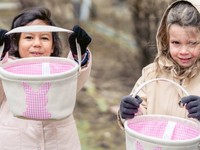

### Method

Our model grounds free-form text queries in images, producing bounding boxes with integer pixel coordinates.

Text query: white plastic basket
[124,78,200,150]
[0,25,82,120]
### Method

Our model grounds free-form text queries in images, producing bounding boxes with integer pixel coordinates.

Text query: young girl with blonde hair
[119,0,200,126]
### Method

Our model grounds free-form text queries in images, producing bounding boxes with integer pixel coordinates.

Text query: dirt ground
[0,1,142,149]
[73,1,142,149]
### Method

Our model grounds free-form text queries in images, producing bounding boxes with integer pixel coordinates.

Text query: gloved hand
[181,95,200,121]
[68,25,92,55]
[0,29,10,52]
[119,95,143,119]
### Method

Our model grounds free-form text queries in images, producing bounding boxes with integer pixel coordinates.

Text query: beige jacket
[0,51,92,150]
[130,63,200,119]
[130,0,200,120]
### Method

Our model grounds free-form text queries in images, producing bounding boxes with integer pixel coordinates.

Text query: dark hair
[9,7,62,57]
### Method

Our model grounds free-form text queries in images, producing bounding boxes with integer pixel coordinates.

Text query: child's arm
[67,49,92,92]
[68,25,92,92]
[0,29,10,60]
[0,81,5,106]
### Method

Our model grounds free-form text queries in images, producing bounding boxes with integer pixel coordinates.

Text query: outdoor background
[0,0,174,149]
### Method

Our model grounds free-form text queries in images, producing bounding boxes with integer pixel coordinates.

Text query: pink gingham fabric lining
[22,82,51,119]
[4,62,74,75]
[128,120,199,140]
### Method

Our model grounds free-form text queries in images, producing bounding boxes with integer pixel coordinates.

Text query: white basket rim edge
[0,57,79,81]
[124,115,200,146]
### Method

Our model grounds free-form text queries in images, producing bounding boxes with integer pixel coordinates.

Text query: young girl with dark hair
[0,6,92,150]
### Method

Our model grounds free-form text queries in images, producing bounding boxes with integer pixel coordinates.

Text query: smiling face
[169,24,200,68]
[18,19,54,58]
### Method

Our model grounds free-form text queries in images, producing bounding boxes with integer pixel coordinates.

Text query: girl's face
[169,24,200,68]
[18,19,53,58]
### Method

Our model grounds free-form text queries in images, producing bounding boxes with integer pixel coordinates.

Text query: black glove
[68,25,92,55]
[181,95,200,121]
[0,29,10,53]
[119,95,143,119]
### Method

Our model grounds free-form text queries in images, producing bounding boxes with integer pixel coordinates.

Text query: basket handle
[117,78,190,130]
[131,78,190,107]
[0,25,82,71]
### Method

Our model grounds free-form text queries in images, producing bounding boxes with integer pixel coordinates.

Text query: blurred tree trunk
[18,0,96,22]
[128,0,174,67]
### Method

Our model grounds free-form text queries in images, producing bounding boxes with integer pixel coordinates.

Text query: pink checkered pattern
[128,120,199,140]
[22,82,51,119]
[5,62,74,75]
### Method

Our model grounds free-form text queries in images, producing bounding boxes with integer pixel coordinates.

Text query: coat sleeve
[0,81,5,107]
[130,75,147,115]
[67,50,92,92]
[130,63,158,115]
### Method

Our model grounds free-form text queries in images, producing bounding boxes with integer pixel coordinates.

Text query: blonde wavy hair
[155,1,200,80]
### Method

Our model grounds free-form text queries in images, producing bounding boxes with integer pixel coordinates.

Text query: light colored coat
[131,63,200,119]
[0,51,92,150]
